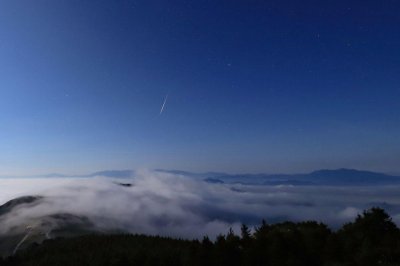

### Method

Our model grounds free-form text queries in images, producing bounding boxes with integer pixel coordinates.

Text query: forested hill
[1,208,400,266]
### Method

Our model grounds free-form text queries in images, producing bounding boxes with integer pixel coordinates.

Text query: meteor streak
[160,93,168,115]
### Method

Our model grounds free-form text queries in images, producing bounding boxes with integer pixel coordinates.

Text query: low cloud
[1,170,400,240]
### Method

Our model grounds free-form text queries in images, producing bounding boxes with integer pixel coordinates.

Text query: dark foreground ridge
[1,208,400,266]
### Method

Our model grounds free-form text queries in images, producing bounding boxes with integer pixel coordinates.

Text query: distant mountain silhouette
[88,170,134,178]
[204,178,225,184]
[303,168,400,185]
[21,170,136,179]
[159,168,400,186]
[154,169,227,178]
[10,168,400,186]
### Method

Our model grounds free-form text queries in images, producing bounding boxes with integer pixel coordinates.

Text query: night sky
[0,1,399,175]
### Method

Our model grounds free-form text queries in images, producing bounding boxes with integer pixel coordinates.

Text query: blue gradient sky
[0,1,399,175]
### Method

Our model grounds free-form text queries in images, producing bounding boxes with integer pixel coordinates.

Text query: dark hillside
[1,208,400,266]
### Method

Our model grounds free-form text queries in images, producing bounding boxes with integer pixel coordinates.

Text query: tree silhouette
[336,207,400,266]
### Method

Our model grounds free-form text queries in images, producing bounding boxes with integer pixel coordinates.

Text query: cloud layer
[1,170,400,240]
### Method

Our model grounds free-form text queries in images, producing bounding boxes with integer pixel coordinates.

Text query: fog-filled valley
[2,169,400,257]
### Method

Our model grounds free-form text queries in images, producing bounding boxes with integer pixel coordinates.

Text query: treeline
[1,207,400,266]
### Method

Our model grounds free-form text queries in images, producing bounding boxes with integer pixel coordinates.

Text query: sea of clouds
[1,169,400,239]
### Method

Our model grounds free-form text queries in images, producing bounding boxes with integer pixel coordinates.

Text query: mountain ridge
[159,168,400,186]
[2,168,400,186]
